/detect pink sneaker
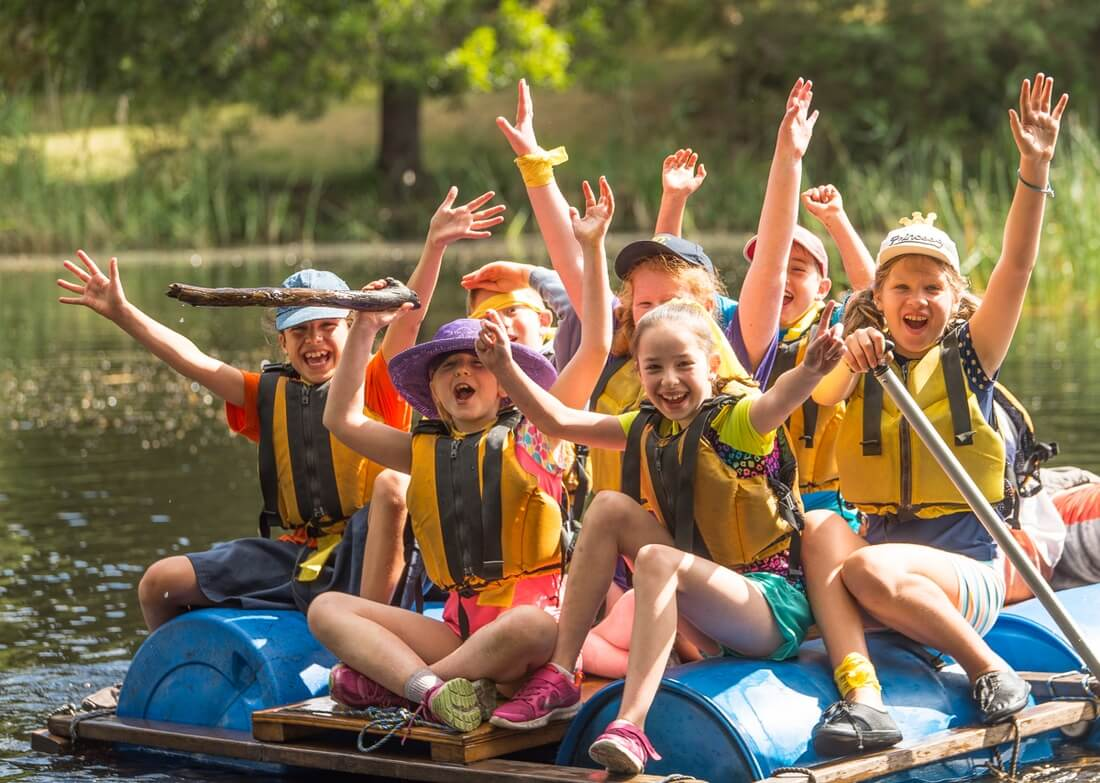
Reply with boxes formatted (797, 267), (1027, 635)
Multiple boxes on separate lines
(588, 719), (662, 775)
(328, 663), (413, 710)
(489, 664), (581, 730)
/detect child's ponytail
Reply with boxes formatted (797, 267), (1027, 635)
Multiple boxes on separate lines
(842, 288), (886, 337)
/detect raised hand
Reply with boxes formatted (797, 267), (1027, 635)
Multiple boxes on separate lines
(496, 78), (542, 157)
(776, 78), (819, 160)
(57, 250), (128, 321)
(427, 188), (506, 249)
(843, 326), (893, 375)
(350, 279), (415, 335)
(801, 184), (843, 224)
(801, 301), (844, 375)
(460, 260), (534, 293)
(569, 177), (615, 248)
(1009, 71), (1069, 164)
(475, 309), (514, 373)
(662, 148), (707, 199)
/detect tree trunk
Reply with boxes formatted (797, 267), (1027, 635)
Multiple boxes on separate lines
(377, 80), (422, 192)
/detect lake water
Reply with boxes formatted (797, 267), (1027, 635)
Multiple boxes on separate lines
(2, 245), (1100, 781)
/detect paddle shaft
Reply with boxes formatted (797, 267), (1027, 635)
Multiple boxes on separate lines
(872, 364), (1100, 682)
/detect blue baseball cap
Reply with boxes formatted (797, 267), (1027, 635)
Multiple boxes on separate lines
(613, 233), (716, 280)
(275, 269), (352, 331)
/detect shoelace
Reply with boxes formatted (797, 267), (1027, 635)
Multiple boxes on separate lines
(820, 701), (865, 750)
(509, 671), (562, 708)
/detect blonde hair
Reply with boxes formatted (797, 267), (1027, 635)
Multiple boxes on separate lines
(843, 253), (981, 337)
(631, 299), (757, 395)
(612, 255), (725, 356)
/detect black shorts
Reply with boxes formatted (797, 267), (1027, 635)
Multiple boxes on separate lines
(187, 505), (369, 613)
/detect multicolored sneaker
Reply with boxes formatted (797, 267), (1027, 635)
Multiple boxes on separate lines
(424, 678), (484, 733)
(489, 664), (581, 730)
(588, 719), (662, 775)
(472, 678), (498, 721)
(328, 663), (413, 710)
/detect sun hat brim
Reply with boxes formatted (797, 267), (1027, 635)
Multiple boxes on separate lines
(389, 327), (557, 419)
(275, 305), (351, 331)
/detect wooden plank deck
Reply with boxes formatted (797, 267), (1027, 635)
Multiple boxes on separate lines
(252, 677), (612, 764)
(756, 698), (1100, 783)
(45, 712), (674, 782)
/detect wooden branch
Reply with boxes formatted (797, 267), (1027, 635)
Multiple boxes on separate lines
(166, 277), (421, 311)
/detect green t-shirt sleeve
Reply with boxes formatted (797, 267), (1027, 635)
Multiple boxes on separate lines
(618, 410), (640, 436)
(712, 397), (775, 456)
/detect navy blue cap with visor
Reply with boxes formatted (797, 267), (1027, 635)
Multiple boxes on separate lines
(613, 233), (716, 280)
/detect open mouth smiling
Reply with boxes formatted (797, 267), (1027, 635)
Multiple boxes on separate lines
(452, 382), (476, 402)
(303, 350), (331, 368)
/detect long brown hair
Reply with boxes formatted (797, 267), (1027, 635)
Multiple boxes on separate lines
(612, 255), (725, 356)
(843, 253), (981, 337)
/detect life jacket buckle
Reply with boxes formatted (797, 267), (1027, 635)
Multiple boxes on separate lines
(954, 431), (975, 446)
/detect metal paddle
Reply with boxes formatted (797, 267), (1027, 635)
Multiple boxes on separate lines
(871, 357), (1100, 688)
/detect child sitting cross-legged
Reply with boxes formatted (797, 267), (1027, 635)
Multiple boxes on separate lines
(306, 178), (614, 731)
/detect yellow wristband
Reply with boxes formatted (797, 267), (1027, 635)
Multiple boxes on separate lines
(515, 146), (569, 188)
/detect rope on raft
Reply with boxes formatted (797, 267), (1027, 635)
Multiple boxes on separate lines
(351, 705), (457, 754)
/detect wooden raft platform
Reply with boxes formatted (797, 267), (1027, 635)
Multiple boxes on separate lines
(252, 677), (612, 764)
(38, 712), (674, 782)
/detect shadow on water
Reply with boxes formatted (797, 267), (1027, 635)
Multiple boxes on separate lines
(2, 249), (1100, 780)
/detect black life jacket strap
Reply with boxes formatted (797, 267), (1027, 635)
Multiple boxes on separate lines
(670, 396), (728, 558)
(941, 330), (975, 447)
(771, 428), (806, 580)
(621, 403), (656, 504)
(257, 364), (287, 538)
(478, 410), (522, 582)
(800, 396), (819, 449)
(861, 374), (885, 456)
(432, 432), (473, 591)
(767, 341), (801, 391)
(309, 383), (346, 522)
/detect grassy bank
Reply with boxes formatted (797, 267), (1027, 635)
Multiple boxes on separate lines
(2, 79), (1099, 305)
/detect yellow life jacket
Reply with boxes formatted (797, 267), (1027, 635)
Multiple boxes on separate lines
(837, 330), (1006, 518)
(406, 408), (565, 604)
(620, 395), (804, 573)
(588, 356), (645, 497)
(257, 364), (384, 538)
(771, 304), (844, 493)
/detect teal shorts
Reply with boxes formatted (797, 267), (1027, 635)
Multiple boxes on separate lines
(706, 572), (813, 662)
(803, 489), (860, 533)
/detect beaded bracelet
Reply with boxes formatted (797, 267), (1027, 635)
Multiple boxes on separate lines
(1017, 168), (1055, 198)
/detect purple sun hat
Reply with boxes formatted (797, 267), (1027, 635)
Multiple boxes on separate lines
(388, 318), (557, 418)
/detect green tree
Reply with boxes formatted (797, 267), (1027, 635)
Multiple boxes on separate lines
(0, 0), (582, 188)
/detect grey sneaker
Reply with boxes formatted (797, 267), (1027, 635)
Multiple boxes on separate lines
(973, 670), (1030, 724)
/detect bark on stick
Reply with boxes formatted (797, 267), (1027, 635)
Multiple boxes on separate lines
(166, 277), (421, 311)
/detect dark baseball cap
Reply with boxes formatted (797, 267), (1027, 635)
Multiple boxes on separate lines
(613, 233), (716, 280)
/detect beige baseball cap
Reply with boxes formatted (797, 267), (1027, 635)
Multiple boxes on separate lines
(877, 212), (960, 272)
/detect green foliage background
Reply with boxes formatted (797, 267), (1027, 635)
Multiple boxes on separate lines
(0, 0), (1097, 300)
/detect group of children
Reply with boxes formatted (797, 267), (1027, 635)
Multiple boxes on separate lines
(57, 71), (1069, 774)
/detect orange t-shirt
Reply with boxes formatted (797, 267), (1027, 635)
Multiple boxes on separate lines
(226, 352), (412, 543)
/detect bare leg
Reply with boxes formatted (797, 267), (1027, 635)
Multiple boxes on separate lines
(307, 591), (461, 695)
(433, 605), (559, 685)
(801, 510), (882, 706)
(841, 543), (1007, 681)
(581, 589), (637, 679)
(549, 491), (674, 671)
(617, 544), (782, 727)
(138, 556), (212, 631)
(360, 470), (410, 603)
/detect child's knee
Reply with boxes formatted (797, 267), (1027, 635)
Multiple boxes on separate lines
(306, 591), (348, 637)
(138, 556), (194, 607)
(581, 491), (639, 537)
(633, 543), (681, 581)
(841, 548), (897, 598)
(496, 605), (557, 651)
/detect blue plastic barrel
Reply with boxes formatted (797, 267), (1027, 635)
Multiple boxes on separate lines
(117, 608), (336, 731)
(558, 631), (1059, 782)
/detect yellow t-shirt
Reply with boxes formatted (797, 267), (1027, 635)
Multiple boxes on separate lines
(617, 397), (775, 457)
